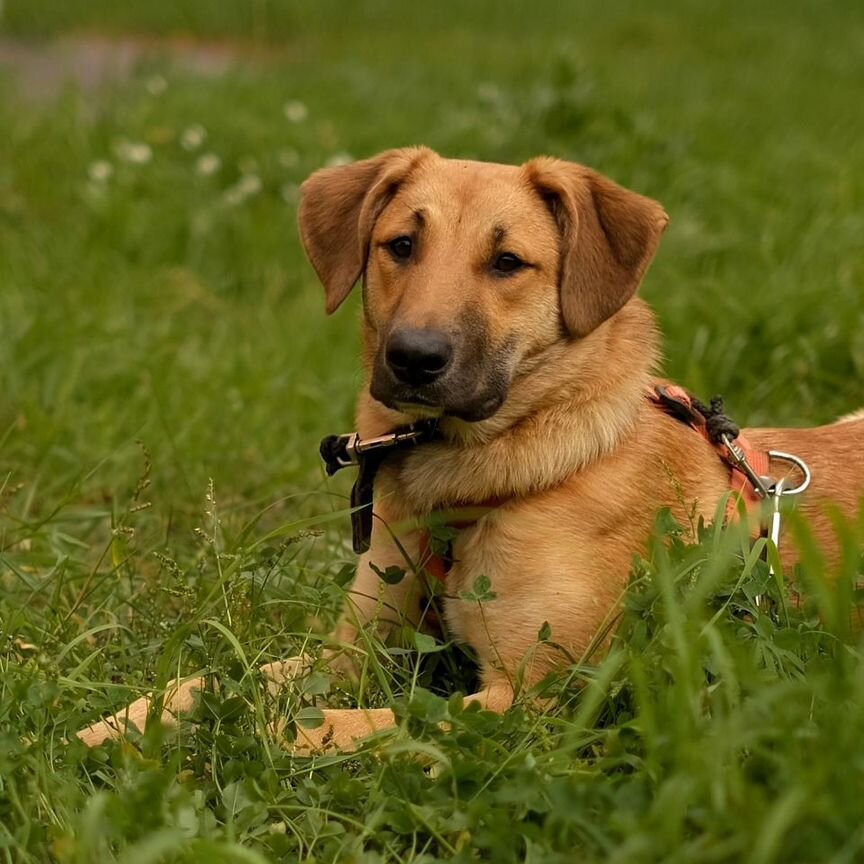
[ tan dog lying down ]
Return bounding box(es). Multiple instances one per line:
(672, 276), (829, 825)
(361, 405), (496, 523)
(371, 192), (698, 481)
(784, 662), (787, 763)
(79, 148), (864, 752)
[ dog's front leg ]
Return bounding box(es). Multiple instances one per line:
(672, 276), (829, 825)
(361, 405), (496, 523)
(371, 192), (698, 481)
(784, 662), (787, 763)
(290, 681), (515, 754)
(328, 500), (427, 675)
(76, 674), (208, 747)
(76, 504), (423, 747)
(76, 657), (314, 748)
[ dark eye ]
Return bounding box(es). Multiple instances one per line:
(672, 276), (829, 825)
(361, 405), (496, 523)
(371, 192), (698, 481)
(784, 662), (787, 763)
(388, 236), (413, 260)
(493, 252), (525, 274)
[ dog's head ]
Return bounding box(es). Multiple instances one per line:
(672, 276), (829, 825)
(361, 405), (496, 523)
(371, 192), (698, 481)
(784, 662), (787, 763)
(299, 147), (668, 422)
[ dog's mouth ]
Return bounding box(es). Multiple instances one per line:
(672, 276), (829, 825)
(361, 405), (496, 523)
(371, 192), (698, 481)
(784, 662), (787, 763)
(394, 400), (445, 419)
(372, 377), (507, 423)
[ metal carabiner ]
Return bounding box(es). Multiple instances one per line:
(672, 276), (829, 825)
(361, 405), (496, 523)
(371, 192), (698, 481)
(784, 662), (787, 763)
(766, 450), (812, 498)
(720, 433), (772, 498)
(758, 451), (811, 607)
(754, 479), (787, 609)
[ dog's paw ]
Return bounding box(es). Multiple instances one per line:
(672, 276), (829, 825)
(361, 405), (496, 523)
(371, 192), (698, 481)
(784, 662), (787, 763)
(288, 707), (397, 756)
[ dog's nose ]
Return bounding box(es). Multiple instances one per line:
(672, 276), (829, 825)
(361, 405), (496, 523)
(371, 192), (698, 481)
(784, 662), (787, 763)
(385, 329), (453, 386)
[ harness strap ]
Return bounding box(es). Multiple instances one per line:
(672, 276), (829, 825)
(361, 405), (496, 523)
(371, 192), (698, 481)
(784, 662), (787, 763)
(418, 504), (503, 584)
(321, 387), (779, 582)
(422, 387), (775, 584)
(419, 533), (453, 585)
(649, 384), (770, 521)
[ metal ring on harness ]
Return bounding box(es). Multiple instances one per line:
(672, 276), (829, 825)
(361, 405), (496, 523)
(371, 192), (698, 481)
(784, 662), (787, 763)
(761, 451), (812, 595)
(766, 450), (812, 497)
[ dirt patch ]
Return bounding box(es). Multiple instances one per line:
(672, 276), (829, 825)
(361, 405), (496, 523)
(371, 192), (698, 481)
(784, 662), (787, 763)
(0, 35), (252, 99)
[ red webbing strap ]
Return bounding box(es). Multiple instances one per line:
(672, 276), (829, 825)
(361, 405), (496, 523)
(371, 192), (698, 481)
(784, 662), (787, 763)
(723, 434), (770, 518)
(419, 533), (450, 583)
(650, 384), (769, 522)
(418, 502), (503, 583)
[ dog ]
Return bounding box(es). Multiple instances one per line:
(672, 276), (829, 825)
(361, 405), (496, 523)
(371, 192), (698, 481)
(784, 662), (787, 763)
(78, 148), (864, 752)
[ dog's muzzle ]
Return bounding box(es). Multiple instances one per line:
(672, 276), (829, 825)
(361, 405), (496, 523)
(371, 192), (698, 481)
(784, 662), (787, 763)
(371, 324), (512, 422)
(385, 328), (453, 387)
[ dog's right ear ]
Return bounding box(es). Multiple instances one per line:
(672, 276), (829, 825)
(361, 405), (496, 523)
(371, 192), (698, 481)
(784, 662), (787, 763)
(298, 147), (431, 314)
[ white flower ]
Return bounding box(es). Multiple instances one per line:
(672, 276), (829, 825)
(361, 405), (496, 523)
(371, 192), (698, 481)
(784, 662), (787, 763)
(223, 174), (262, 206)
(283, 100), (308, 123)
(146, 75), (167, 96)
(196, 153), (222, 176)
(181, 124), (207, 151)
(477, 82), (502, 103)
(280, 182), (299, 204)
(84, 182), (109, 203)
(278, 148), (299, 168)
(238, 174), (262, 195)
(115, 139), (153, 165)
(326, 151), (353, 167)
(88, 160), (113, 182)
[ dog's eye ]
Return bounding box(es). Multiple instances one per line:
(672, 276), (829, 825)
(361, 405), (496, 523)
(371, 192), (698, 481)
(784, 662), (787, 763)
(388, 236), (413, 260)
(493, 253), (525, 274)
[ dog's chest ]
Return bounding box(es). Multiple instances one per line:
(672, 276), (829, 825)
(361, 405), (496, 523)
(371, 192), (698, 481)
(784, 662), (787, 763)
(436, 519), (501, 644)
(439, 517), (498, 589)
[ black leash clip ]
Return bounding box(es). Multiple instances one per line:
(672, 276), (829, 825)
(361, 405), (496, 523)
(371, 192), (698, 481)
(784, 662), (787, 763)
(319, 421), (439, 553)
(320, 432), (361, 476)
(320, 423), (438, 477)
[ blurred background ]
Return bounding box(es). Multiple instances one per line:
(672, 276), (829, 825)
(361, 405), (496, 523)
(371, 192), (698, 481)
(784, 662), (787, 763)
(1, 0), (862, 519)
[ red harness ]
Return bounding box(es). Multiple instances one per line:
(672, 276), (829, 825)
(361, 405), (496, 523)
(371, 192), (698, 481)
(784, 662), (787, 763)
(417, 504), (502, 584)
(648, 384), (771, 519)
(418, 385), (773, 584)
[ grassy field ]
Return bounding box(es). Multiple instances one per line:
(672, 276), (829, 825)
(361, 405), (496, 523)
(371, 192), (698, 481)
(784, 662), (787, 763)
(1, 1), (863, 861)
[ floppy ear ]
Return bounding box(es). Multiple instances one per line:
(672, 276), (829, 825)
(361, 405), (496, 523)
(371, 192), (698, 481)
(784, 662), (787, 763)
(524, 158), (669, 337)
(298, 147), (432, 314)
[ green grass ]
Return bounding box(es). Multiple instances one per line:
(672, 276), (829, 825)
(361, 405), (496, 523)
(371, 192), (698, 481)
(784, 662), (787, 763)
(1, 1), (863, 861)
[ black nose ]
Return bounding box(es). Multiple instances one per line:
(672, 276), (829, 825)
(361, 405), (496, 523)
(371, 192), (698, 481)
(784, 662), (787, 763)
(385, 329), (453, 386)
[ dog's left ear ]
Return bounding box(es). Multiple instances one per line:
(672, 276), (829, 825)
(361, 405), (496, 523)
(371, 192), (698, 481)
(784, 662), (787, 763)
(525, 158), (669, 338)
(299, 147), (432, 314)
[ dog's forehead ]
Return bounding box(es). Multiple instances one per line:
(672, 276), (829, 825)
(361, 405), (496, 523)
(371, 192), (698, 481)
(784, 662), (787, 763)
(393, 157), (546, 227)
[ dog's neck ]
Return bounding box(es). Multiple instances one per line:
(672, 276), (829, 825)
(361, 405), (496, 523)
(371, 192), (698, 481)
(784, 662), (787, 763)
(358, 299), (660, 515)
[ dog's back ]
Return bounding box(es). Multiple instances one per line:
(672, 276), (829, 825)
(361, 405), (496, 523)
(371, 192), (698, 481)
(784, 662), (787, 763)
(743, 412), (863, 562)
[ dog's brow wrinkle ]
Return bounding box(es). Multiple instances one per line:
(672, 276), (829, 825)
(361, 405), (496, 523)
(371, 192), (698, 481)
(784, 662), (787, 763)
(411, 208), (426, 226)
(493, 224), (507, 246)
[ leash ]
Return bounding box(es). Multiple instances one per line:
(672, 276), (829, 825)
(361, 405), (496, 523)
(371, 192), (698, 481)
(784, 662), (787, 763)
(320, 420), (440, 553)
